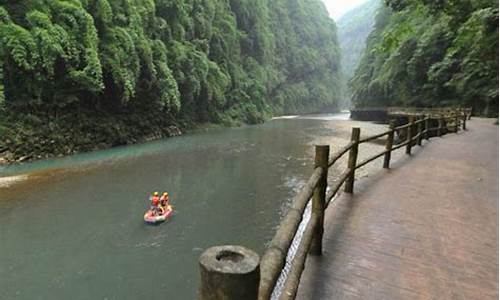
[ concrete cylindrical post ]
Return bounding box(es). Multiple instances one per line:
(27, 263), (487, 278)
(199, 245), (260, 300)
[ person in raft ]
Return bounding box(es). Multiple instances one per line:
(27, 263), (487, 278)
(160, 192), (170, 208)
(150, 192), (160, 215)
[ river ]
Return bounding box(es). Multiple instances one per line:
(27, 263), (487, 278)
(0, 113), (396, 299)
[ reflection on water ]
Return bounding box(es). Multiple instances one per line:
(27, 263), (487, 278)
(0, 113), (397, 300)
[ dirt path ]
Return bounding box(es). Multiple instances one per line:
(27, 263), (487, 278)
(297, 118), (499, 300)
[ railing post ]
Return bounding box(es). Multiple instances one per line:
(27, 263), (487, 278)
(199, 245), (260, 300)
(417, 117), (423, 146)
(383, 121), (395, 169)
(462, 111), (467, 130)
(310, 145), (329, 256)
(455, 113), (459, 133)
(438, 115), (443, 137)
(345, 128), (360, 194)
(424, 117), (430, 140)
(405, 116), (414, 155)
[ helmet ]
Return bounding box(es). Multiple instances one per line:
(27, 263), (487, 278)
(163, 192), (168, 196)
(153, 192), (159, 196)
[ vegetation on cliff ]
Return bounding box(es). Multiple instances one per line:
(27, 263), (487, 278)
(350, 0), (499, 116)
(0, 0), (341, 161)
(337, 0), (380, 105)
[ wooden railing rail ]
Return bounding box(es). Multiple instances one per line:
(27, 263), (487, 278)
(198, 108), (470, 300)
(351, 106), (473, 117)
(279, 215), (318, 300)
(356, 149), (390, 170)
(358, 130), (394, 144)
(328, 142), (355, 167)
(325, 169), (352, 206)
(258, 166), (323, 300)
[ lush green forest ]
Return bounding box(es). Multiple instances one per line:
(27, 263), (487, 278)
(337, 0), (379, 105)
(0, 0), (341, 161)
(350, 0), (499, 116)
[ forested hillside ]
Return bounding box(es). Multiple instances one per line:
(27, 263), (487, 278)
(337, 0), (379, 104)
(350, 0), (498, 116)
(0, 0), (341, 161)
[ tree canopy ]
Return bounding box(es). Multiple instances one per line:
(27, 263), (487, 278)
(0, 0), (341, 159)
(350, 0), (498, 116)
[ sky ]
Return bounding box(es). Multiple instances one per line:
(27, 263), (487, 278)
(321, 0), (370, 20)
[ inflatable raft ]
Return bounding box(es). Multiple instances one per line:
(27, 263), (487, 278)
(144, 206), (173, 224)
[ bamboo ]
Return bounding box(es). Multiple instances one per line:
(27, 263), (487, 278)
(383, 121), (395, 169)
(344, 128), (360, 194)
(310, 145), (329, 255)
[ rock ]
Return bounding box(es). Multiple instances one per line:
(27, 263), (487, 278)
(167, 125), (182, 137)
(2, 151), (14, 161)
(17, 155), (32, 162)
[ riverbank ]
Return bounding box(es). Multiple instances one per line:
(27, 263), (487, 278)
(0, 111), (347, 166)
(0, 112), (183, 165)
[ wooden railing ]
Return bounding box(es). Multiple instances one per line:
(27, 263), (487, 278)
(351, 106), (473, 117)
(197, 109), (470, 300)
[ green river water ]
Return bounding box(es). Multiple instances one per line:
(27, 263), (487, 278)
(0, 114), (391, 299)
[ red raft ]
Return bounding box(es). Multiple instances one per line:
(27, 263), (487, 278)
(144, 206), (173, 224)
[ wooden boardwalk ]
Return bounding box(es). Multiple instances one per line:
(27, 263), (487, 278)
(296, 118), (499, 300)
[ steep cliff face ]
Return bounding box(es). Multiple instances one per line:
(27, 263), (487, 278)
(350, 0), (498, 116)
(0, 0), (341, 160)
(337, 0), (380, 104)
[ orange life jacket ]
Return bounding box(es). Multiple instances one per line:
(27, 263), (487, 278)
(152, 196), (160, 206)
